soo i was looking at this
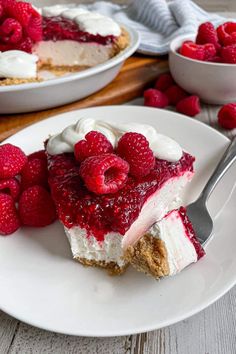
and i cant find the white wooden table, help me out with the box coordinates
[0,103,236,354]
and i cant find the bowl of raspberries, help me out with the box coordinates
[169,21,236,104]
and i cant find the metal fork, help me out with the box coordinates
[186,135,236,245]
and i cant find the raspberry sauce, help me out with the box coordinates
[42,16,116,45]
[47,152,195,241]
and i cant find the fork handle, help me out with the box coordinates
[200,135,236,203]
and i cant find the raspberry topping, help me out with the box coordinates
[165,85,188,105]
[0,178,20,201]
[196,22,219,48]
[19,185,57,227]
[74,131,113,163]
[221,44,236,64]
[218,103,236,130]
[0,193,20,235]
[154,73,174,91]
[179,41,205,60]
[42,16,115,45]
[217,22,236,46]
[79,154,129,195]
[0,143,27,179]
[21,158,48,191]
[48,151,194,241]
[176,96,201,117]
[117,132,155,177]
[144,89,169,108]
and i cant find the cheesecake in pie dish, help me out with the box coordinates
[0,1,129,85]
[46,118,205,277]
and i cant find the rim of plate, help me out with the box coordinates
[0,24,140,92]
[0,106,235,337]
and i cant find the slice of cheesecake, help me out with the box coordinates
[125,207,205,278]
[47,149,195,275]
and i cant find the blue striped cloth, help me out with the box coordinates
[85,0,230,55]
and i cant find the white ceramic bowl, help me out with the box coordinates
[169,34,236,104]
[0,25,139,114]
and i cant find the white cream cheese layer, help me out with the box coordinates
[42,5,121,37]
[65,227,126,267]
[46,118,183,162]
[0,50,38,79]
[149,210,198,275]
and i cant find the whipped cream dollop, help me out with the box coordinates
[47,118,183,162]
[42,5,121,37]
[0,51,38,79]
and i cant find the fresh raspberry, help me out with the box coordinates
[0,18,22,44]
[144,89,169,108]
[154,73,174,91]
[164,85,187,105]
[0,144,27,179]
[16,36,33,53]
[79,154,129,195]
[196,22,219,48]
[21,158,48,191]
[217,22,236,46]
[117,132,155,177]
[210,56,224,63]
[218,103,236,130]
[25,12,42,42]
[19,185,57,227]
[0,178,20,201]
[176,96,201,117]
[28,150,47,162]
[0,3,4,19]
[179,41,205,60]
[74,131,113,163]
[0,193,20,235]
[203,43,217,61]
[221,44,236,64]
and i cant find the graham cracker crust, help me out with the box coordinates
[75,256,128,276]
[0,77,42,86]
[124,234,170,279]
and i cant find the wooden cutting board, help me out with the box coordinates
[0,55,168,142]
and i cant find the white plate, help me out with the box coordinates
[0,26,139,114]
[0,106,236,337]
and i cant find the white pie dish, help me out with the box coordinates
[0,105,235,337]
[169,34,236,104]
[0,25,139,114]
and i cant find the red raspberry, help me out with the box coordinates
[221,44,236,64]
[117,132,155,177]
[16,37,33,53]
[0,144,27,179]
[176,96,201,117]
[154,73,174,91]
[25,12,42,42]
[74,131,113,163]
[164,85,187,105]
[196,22,219,48]
[203,43,217,61]
[28,150,47,162]
[0,178,20,201]
[21,158,48,191]
[144,89,169,108]
[0,18,22,44]
[19,185,57,227]
[79,154,129,195]
[210,56,223,63]
[217,22,236,46]
[0,193,20,235]
[179,41,205,61]
[218,103,236,130]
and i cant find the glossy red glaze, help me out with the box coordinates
[42,16,116,45]
[47,152,195,241]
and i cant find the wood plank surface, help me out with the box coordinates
[0,56,168,142]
